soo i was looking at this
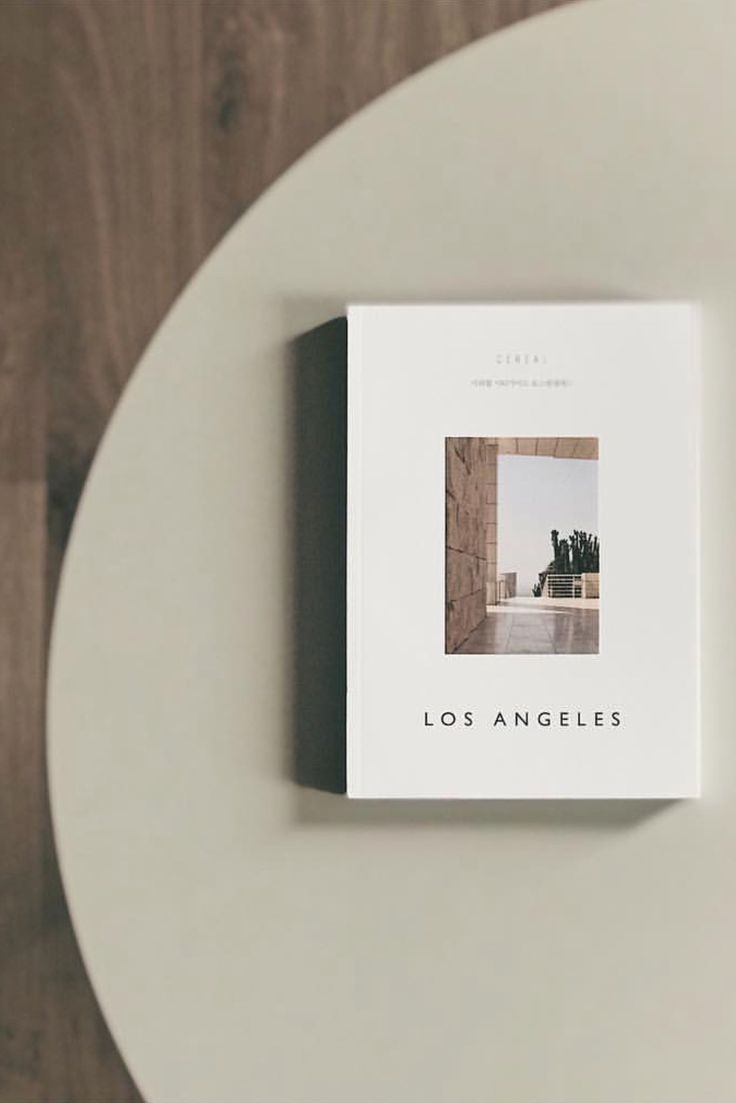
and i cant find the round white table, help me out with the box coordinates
[48,2,736,1100]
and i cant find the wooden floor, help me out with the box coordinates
[0,2,569,1099]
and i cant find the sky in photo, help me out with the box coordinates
[497,454,598,595]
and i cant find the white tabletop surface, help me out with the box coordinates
[48,2,736,1100]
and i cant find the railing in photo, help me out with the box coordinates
[544,573,583,598]
[542,572,600,599]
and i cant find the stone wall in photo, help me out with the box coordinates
[499,571,517,599]
[445,438,498,652]
[582,572,600,598]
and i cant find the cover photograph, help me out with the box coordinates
[347,303,699,799]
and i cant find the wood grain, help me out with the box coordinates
[0,1,572,1099]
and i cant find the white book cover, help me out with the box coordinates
[347,303,700,799]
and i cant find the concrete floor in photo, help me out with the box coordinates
[454,597,599,655]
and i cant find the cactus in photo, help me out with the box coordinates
[532,527,599,595]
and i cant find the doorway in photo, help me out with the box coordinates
[445,437,599,655]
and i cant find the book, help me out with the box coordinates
[347,303,700,799]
